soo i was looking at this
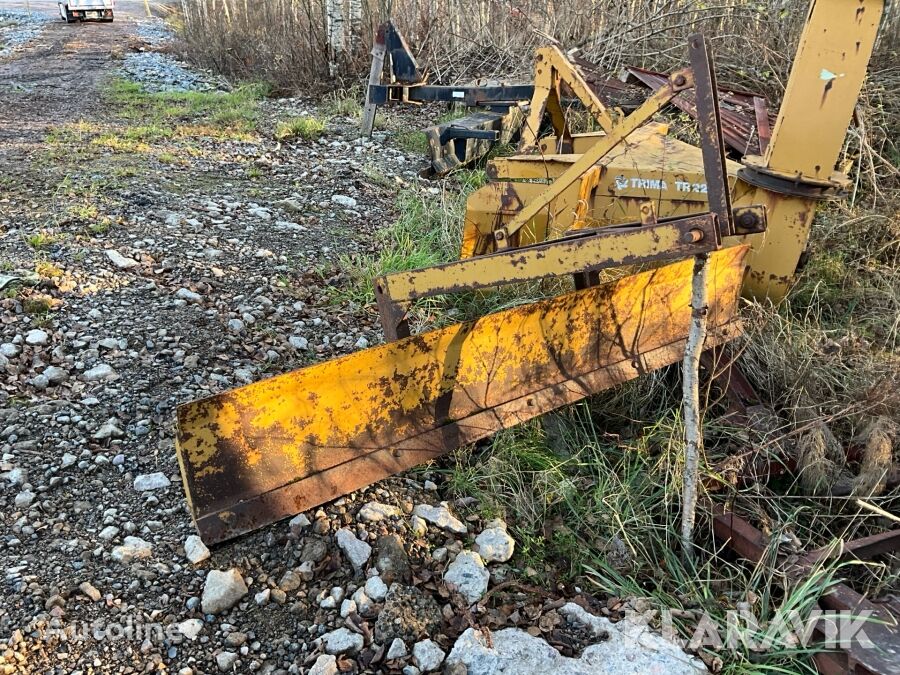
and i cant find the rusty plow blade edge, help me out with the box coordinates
[176,247,749,545]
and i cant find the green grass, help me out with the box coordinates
[274,116,326,141]
[395,130,429,153]
[323,89,362,118]
[329,171,486,307]
[105,79,267,135]
[445,398,861,672]
[25,232,60,250]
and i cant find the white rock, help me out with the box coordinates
[79,582,102,602]
[3,467,27,485]
[105,249,140,269]
[413,504,467,535]
[447,605,708,675]
[25,329,49,346]
[288,513,311,533]
[410,515,428,537]
[387,637,409,660]
[320,627,364,655]
[358,501,401,522]
[43,366,68,385]
[364,575,388,601]
[254,589,270,606]
[331,194,358,208]
[351,587,373,615]
[432,547,448,563]
[309,654,338,675]
[475,524,515,563]
[288,335,308,350]
[249,207,272,220]
[93,420,124,440]
[177,618,204,641]
[184,535,210,564]
[216,651,238,671]
[354,336,369,349]
[340,598,357,617]
[30,374,49,390]
[0,343,19,358]
[175,287,202,303]
[61,452,77,468]
[98,525,120,541]
[82,363,116,382]
[201,569,248,615]
[336,528,371,570]
[133,472,171,491]
[111,536,153,563]
[444,551,489,604]
[413,639,446,672]
[14,490,35,509]
[227,318,245,334]
[297,560,315,581]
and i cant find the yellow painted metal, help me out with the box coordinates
[463,0,884,300]
[520,46,615,151]
[744,0,883,185]
[177,247,748,543]
[380,215,717,302]
[462,130,738,257]
[490,70,690,250]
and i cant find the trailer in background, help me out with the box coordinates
[59,0,114,23]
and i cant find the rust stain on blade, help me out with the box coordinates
[176,247,748,545]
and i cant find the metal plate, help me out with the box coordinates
[177,247,748,544]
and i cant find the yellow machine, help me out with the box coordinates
[176,0,884,545]
[462,0,882,302]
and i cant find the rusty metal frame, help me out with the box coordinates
[519,45,616,153]
[713,508,900,674]
[375,36,756,341]
[491,68,694,250]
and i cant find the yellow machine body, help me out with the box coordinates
[177,248,747,544]
[174,0,885,545]
[462,0,883,301]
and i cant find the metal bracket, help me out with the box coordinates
[376,213,722,339]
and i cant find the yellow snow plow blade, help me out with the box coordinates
[176,246,747,544]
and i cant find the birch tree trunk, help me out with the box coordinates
[326,0,346,76]
[348,0,362,53]
[680,252,709,563]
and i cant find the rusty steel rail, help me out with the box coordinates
[713,508,900,675]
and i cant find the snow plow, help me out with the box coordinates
[176,0,884,545]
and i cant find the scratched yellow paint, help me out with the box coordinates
[176,247,747,525]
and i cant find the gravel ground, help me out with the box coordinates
[120,51,224,92]
[0,10,707,675]
[0,9,54,58]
